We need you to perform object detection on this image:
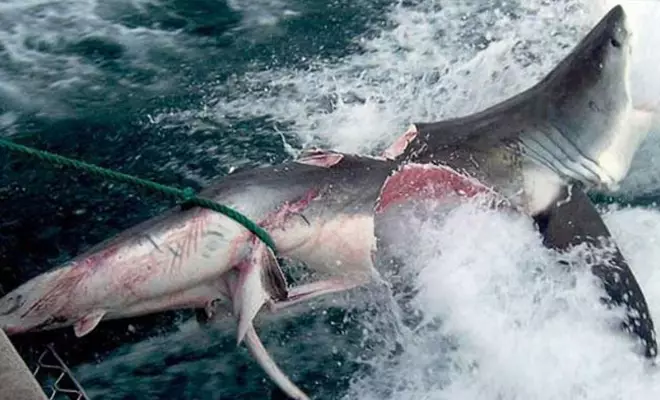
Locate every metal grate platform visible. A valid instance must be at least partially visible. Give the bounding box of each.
[32,345,90,400]
[0,329,89,400]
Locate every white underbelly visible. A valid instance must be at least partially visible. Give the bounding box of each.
[277,214,377,280]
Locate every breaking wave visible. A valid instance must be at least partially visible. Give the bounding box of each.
[344,204,660,400]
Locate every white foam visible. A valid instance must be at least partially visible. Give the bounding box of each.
[345,203,660,400]
[603,206,660,298]
[210,0,599,154]
[0,0,198,117]
[227,0,301,31]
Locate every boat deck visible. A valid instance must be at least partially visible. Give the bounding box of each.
[0,329,48,400]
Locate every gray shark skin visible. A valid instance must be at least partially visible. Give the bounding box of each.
[382,4,658,359]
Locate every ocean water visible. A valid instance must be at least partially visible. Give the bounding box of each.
[3,0,660,399]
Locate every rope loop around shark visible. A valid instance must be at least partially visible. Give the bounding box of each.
[0,4,658,399]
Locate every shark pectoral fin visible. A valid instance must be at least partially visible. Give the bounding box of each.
[536,185,658,358]
[235,242,288,345]
[232,246,308,398]
[73,310,106,337]
[244,323,310,400]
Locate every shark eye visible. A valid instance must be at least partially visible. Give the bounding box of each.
[610,38,621,48]
[0,294,23,316]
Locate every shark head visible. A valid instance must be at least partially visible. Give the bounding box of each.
[520,4,652,193]
[0,267,76,335]
[543,4,631,95]
[390,5,651,199]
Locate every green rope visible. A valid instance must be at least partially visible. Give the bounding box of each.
[0,137,277,253]
[589,192,658,209]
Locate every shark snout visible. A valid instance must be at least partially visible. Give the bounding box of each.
[608,4,624,20]
[604,4,630,44]
[0,267,73,335]
[0,293,24,316]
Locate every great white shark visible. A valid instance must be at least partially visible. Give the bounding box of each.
[0,4,656,400]
[379,3,658,360]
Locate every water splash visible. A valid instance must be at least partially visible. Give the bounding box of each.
[345,203,660,400]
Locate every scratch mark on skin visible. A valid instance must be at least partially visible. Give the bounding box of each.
[261,190,320,231]
[21,268,88,318]
[165,208,209,271]
[190,212,200,259]
[167,245,181,258]
[294,212,311,227]
[176,241,186,271]
[206,230,225,239]
[145,234,163,252]
[184,212,196,260]
[226,189,320,267]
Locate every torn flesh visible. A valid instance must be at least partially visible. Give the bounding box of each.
[269,163,510,315]
[375,162,505,214]
[382,125,419,159]
[295,148,345,167]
